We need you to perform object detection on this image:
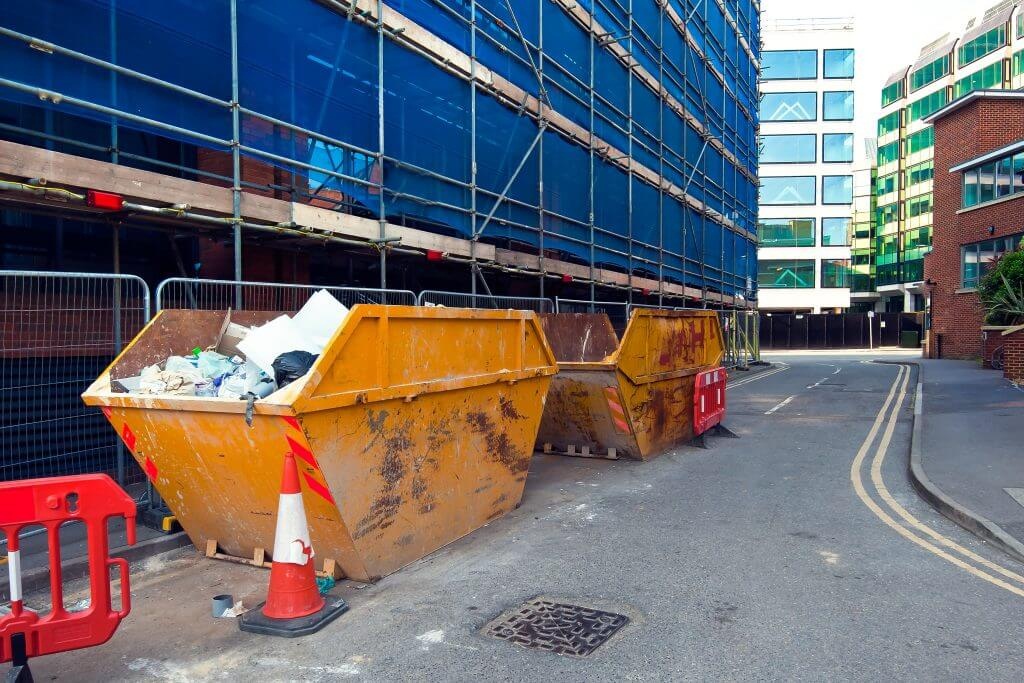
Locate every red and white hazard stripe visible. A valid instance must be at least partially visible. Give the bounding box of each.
[604,386,632,435]
[6,545,22,612]
[273,453,316,566]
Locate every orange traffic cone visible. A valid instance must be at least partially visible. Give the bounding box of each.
[239,451,348,637]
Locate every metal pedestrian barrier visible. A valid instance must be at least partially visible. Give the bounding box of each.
[555,298,630,335]
[0,271,150,490]
[417,290,555,312]
[155,278,416,312]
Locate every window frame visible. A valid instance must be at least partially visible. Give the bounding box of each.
[823,49,855,79]
[757,218,817,248]
[822,91,855,121]
[820,259,852,288]
[759,133,818,164]
[759,176,818,206]
[761,49,819,81]
[759,91,818,122]
[961,149,1024,208]
[821,217,852,247]
[821,175,854,205]
[757,259,817,289]
[822,133,854,163]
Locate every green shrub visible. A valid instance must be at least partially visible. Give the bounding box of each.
[979,249,1024,325]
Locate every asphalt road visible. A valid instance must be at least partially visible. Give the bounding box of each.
[25,353,1024,681]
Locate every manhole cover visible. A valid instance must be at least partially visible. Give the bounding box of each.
[484,598,629,657]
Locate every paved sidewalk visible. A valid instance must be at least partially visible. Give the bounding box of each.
[915,359,1024,562]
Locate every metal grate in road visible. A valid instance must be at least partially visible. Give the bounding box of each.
[484,598,628,657]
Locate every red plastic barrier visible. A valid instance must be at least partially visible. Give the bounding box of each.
[1,474,136,666]
[693,367,727,436]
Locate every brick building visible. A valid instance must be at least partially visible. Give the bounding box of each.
[924,91,1024,359]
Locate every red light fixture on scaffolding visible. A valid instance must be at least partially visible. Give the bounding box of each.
[641,288,651,297]
[561,274,573,284]
[425,249,446,262]
[86,190,124,211]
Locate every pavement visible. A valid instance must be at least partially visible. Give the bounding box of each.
[10,354,1024,680]
[912,358,1024,563]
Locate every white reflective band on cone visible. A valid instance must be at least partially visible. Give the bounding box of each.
[7,549,21,602]
[272,493,315,565]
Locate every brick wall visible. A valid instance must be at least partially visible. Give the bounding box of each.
[1004,328,1024,382]
[925,96,1024,360]
[981,327,1013,368]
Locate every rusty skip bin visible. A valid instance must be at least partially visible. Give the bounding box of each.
[534,309,724,460]
[83,305,557,582]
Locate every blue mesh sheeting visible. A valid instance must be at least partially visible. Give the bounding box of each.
[0,0,759,298]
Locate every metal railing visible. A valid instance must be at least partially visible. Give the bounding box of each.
[555,298,630,333]
[719,310,760,369]
[417,291,555,313]
[155,278,416,312]
[0,271,150,490]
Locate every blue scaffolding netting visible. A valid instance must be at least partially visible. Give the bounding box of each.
[0,0,760,296]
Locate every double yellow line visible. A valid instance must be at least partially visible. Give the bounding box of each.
[851,363,1024,597]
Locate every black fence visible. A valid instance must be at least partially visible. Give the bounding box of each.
[759,313,924,350]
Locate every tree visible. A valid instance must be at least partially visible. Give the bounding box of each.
[978,249,1024,326]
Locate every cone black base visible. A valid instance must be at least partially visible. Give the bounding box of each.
[238,596,349,638]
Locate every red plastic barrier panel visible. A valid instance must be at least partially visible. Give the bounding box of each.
[693,367,727,436]
[0,474,136,664]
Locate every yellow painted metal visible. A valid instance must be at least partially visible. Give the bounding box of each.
[83,305,557,582]
[534,309,724,460]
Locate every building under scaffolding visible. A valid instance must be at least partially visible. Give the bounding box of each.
[0,0,760,307]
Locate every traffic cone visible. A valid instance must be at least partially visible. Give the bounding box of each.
[239,452,348,637]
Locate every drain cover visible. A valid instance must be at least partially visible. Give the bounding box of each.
[484,598,629,657]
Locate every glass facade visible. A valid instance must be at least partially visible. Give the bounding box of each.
[882,80,904,107]
[958,26,1007,67]
[906,160,934,187]
[758,259,816,288]
[822,217,851,246]
[906,127,934,155]
[760,176,816,205]
[758,218,816,247]
[878,111,901,137]
[762,50,818,80]
[823,91,855,120]
[954,61,1006,98]
[878,141,900,166]
[910,55,951,91]
[760,134,817,163]
[824,49,855,78]
[822,175,853,204]
[821,259,851,288]
[962,149,1024,208]
[907,89,948,123]
[822,133,853,162]
[760,92,817,121]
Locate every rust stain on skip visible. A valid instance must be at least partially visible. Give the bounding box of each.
[467,410,531,474]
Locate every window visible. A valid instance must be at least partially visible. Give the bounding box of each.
[906,89,948,123]
[1019,13,1024,39]
[821,259,851,288]
[878,141,900,166]
[758,218,816,247]
[824,49,855,78]
[823,91,855,120]
[760,134,816,163]
[760,176,816,205]
[877,173,898,196]
[758,260,815,288]
[954,61,1005,98]
[962,234,1024,288]
[882,80,905,107]
[906,161,934,188]
[906,127,934,155]
[822,133,853,163]
[958,26,1007,67]
[878,111,901,137]
[910,55,951,92]
[963,150,1024,207]
[760,92,817,121]
[822,175,853,204]
[876,202,899,226]
[908,193,932,218]
[1015,49,1024,77]
[762,50,817,80]
[822,218,851,246]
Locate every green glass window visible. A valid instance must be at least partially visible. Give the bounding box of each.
[878,111,901,137]
[882,81,904,107]
[877,141,900,166]
[954,61,1005,98]
[906,127,934,155]
[821,259,851,288]
[821,218,851,246]
[958,26,1007,67]
[906,161,934,187]
[758,260,815,289]
[903,227,932,251]
[906,89,948,123]
[877,173,898,196]
[908,193,933,218]
[1014,49,1024,77]
[962,235,1024,288]
[758,218,816,247]
[910,55,951,92]
[1018,14,1024,39]
[876,202,899,227]
[963,150,1024,207]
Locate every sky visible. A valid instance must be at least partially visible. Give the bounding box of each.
[761,0,999,158]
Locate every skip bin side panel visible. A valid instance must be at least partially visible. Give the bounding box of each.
[538,314,619,362]
[533,370,640,459]
[619,370,699,460]
[101,407,368,580]
[305,377,550,581]
[618,311,724,384]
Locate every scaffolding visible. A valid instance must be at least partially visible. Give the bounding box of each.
[0,0,760,307]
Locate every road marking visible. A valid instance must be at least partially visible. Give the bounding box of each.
[807,377,829,389]
[850,364,1024,598]
[764,395,796,415]
[728,363,789,389]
